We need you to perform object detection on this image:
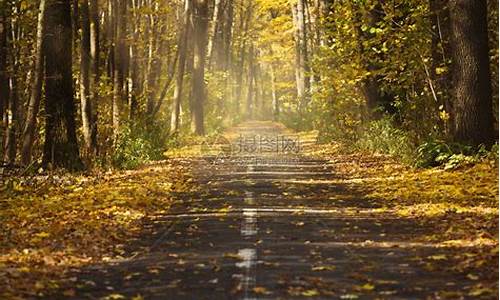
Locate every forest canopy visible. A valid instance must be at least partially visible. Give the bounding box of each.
[0,0,498,170]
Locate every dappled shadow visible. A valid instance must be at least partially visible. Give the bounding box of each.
[45,122,497,299]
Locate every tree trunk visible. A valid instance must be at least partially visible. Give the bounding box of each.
[270,62,279,121]
[0,4,8,159]
[3,3,18,165]
[449,0,495,146]
[191,0,208,135]
[80,0,93,155]
[43,0,82,170]
[235,2,251,115]
[89,0,99,155]
[112,0,124,138]
[171,0,191,133]
[292,0,310,111]
[207,0,222,67]
[222,0,233,71]
[21,0,46,166]
[246,44,254,119]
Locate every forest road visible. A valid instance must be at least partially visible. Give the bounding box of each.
[66,121,484,300]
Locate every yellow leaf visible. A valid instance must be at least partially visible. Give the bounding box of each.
[311,265,336,271]
[302,289,320,297]
[360,283,375,291]
[253,286,272,295]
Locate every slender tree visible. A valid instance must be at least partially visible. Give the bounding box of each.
[89,0,99,154]
[21,0,46,165]
[80,0,93,155]
[191,0,208,135]
[291,0,310,111]
[0,1,8,160]
[171,0,191,133]
[3,2,18,165]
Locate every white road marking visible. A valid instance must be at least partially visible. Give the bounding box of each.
[244,191,255,205]
[241,208,258,236]
[235,165,259,300]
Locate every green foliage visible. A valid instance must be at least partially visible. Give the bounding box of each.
[355,117,414,162]
[415,140,498,169]
[111,121,167,170]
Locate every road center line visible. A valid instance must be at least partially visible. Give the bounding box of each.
[235,165,259,300]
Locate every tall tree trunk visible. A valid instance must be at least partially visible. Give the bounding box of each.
[112,0,124,137]
[292,0,310,111]
[21,0,46,166]
[270,62,279,121]
[145,6,158,117]
[449,0,495,146]
[43,0,82,170]
[191,0,208,135]
[246,44,254,119]
[80,0,93,155]
[0,3,8,160]
[3,3,18,165]
[4,70,18,165]
[89,0,99,155]
[222,0,233,71]
[171,0,191,133]
[235,2,251,115]
[207,0,222,67]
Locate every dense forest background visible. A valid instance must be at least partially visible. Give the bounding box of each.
[0,0,498,170]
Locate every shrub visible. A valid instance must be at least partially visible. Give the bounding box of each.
[355,117,414,162]
[415,140,497,169]
[111,121,167,170]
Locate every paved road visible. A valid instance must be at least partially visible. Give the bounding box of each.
[69,122,484,299]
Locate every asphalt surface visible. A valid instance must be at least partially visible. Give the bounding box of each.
[61,122,489,300]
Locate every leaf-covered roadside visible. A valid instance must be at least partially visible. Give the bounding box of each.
[0,159,193,299]
[305,142,499,297]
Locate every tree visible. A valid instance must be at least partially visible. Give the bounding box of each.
[21,0,47,166]
[291,0,310,112]
[0,1,8,162]
[3,2,18,165]
[449,0,495,146]
[80,0,93,155]
[191,0,208,135]
[43,0,82,169]
[171,0,191,133]
[89,0,99,155]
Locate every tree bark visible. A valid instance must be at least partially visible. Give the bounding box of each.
[112,0,125,138]
[171,0,191,133]
[3,3,18,165]
[191,0,208,135]
[0,3,8,159]
[222,0,233,71]
[235,2,251,115]
[270,62,279,121]
[246,44,255,119]
[292,0,310,111]
[207,0,222,67]
[80,0,93,155]
[449,0,495,146]
[89,0,99,155]
[43,0,82,170]
[21,0,46,166]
